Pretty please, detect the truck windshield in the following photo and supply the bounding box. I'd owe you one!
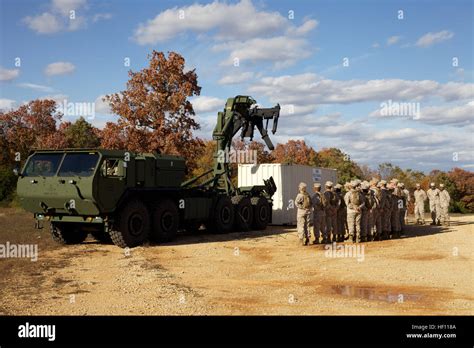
[58,153,100,177]
[23,153,63,177]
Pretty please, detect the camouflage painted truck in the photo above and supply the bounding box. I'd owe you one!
[15,96,280,248]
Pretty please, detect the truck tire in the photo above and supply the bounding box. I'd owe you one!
[209,196,235,234]
[232,196,253,231]
[151,199,179,242]
[251,196,270,230]
[50,223,88,244]
[109,200,151,248]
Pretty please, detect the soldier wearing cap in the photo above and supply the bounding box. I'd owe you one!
[360,181,373,242]
[438,184,451,226]
[370,179,383,240]
[311,182,326,244]
[397,183,408,233]
[295,182,312,246]
[323,181,337,244]
[427,183,440,225]
[389,182,402,239]
[414,183,427,224]
[380,180,392,240]
[399,183,410,232]
[334,183,346,242]
[347,179,364,242]
[343,182,353,239]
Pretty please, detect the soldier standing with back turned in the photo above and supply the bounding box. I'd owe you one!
[413,183,427,225]
[311,183,326,244]
[334,183,346,242]
[323,181,337,244]
[295,182,312,246]
[438,184,451,226]
[427,183,440,225]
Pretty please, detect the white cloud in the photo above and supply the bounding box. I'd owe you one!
[0,98,16,111]
[216,36,312,68]
[23,12,62,34]
[133,0,288,44]
[419,101,473,126]
[0,67,20,81]
[23,0,88,34]
[17,83,54,92]
[191,96,225,113]
[38,94,69,103]
[52,0,87,16]
[286,19,318,36]
[249,73,474,105]
[44,62,76,76]
[386,35,401,46]
[415,30,454,47]
[218,71,254,85]
[132,0,316,68]
[94,95,112,114]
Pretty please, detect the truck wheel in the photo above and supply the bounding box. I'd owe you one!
[109,200,151,248]
[232,196,253,231]
[209,196,235,234]
[151,199,179,242]
[50,223,88,245]
[251,196,270,230]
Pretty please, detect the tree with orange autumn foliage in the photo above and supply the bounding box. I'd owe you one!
[271,140,317,166]
[102,51,203,171]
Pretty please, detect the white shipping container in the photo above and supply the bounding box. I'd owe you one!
[238,164,338,225]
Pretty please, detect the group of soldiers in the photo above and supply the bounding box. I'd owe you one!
[295,179,451,246]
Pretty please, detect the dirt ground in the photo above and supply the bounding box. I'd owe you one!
[0,207,473,315]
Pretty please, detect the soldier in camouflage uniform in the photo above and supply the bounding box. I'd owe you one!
[380,180,392,240]
[344,182,353,239]
[413,183,427,224]
[370,179,383,241]
[390,180,402,239]
[311,183,326,244]
[295,182,312,246]
[323,181,337,244]
[360,181,373,242]
[398,183,408,233]
[347,180,364,243]
[427,183,441,225]
[438,184,451,226]
[334,183,346,242]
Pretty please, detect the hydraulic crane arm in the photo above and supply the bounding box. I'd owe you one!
[210,95,280,194]
[182,95,280,194]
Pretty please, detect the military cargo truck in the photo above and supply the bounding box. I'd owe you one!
[16,96,280,248]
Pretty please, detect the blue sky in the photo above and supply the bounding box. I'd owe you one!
[0,0,472,172]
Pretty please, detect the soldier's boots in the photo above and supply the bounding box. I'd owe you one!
[360,236,367,243]
[322,237,330,244]
[304,237,310,246]
[313,239,320,245]
[392,231,401,239]
[373,234,381,241]
[336,235,345,243]
[381,232,389,240]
